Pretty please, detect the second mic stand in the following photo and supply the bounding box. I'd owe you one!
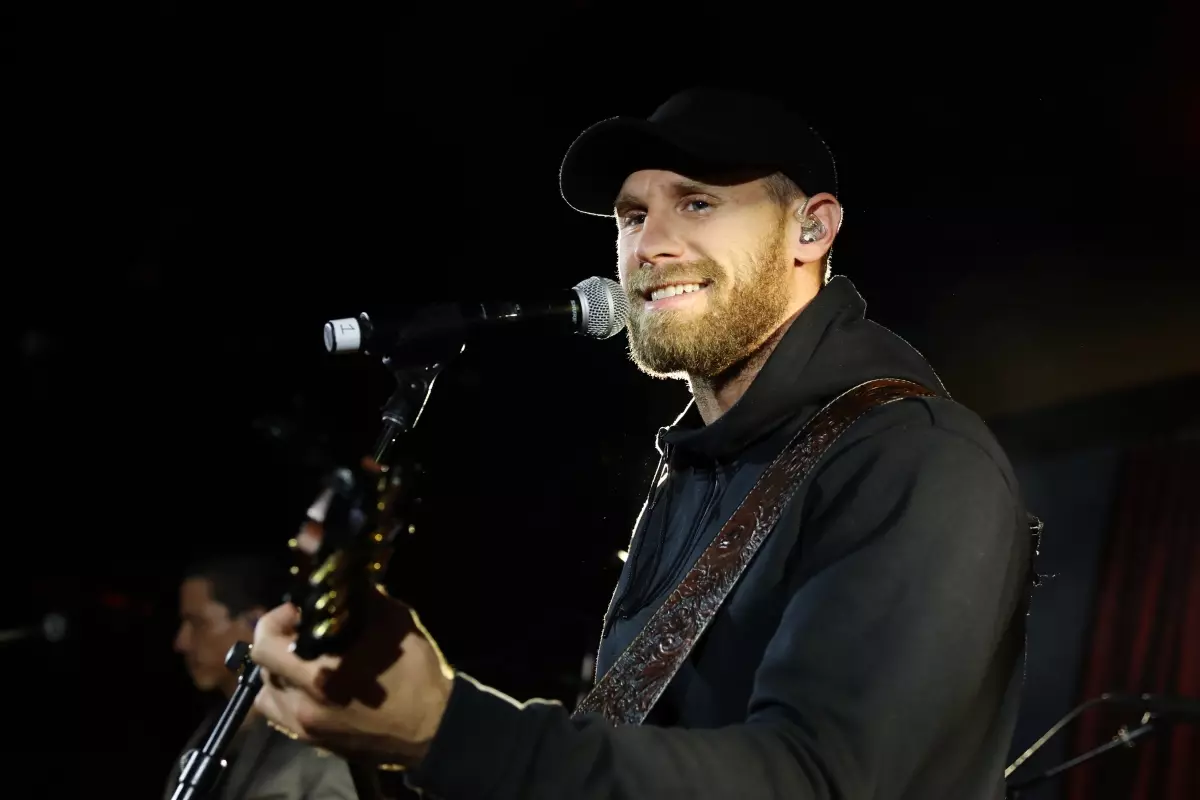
[171,643,260,800]
[1005,692,1187,798]
[171,349,456,800]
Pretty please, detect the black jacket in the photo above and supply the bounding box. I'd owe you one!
[409,277,1033,800]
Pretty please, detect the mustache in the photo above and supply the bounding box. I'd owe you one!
[626,260,723,297]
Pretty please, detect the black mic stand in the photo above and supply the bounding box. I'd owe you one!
[171,643,260,800]
[171,347,458,800]
[1005,692,1190,798]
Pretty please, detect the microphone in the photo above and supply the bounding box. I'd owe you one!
[324,276,629,356]
[0,613,68,647]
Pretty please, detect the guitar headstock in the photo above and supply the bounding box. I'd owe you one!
[287,455,416,660]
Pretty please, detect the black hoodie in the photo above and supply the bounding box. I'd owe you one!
[408,277,1032,800]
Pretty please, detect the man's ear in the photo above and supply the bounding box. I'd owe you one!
[788,192,842,266]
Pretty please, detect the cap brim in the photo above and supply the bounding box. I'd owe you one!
[559,118,747,217]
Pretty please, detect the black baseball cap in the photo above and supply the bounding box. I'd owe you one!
[559,86,838,217]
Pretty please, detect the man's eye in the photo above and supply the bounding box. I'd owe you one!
[620,212,646,228]
[683,199,711,212]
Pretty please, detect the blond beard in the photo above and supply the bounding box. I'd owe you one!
[625,223,792,379]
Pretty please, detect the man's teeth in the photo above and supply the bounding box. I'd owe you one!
[649,283,705,302]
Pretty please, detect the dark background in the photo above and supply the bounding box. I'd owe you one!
[5,2,1198,798]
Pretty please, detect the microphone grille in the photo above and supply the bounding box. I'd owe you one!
[572,276,629,340]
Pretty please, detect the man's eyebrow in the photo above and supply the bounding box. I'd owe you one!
[673,180,717,196]
[613,180,721,215]
[614,192,642,216]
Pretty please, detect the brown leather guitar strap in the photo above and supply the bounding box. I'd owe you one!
[572,378,938,726]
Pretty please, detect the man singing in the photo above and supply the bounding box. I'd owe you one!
[250,87,1034,799]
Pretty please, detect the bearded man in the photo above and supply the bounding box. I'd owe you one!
[250,86,1035,800]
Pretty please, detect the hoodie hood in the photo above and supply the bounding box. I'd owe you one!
[662,276,948,462]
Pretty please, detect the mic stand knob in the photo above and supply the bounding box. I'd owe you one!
[225,641,251,671]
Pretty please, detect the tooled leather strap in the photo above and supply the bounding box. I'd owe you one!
[572,378,938,725]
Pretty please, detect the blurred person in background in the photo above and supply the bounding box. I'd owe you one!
[166,553,356,799]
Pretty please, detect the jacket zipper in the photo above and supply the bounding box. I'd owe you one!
[595,445,670,671]
[605,463,668,627]
[612,463,719,627]
[641,467,719,605]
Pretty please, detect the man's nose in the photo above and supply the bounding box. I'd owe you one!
[634,215,685,267]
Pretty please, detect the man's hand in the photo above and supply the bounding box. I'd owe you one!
[251,588,455,768]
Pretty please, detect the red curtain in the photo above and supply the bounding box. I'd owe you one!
[1065,438,1200,800]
